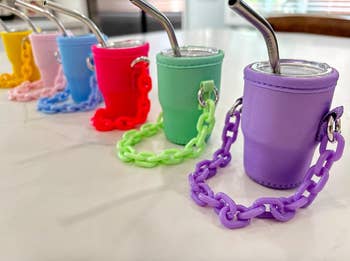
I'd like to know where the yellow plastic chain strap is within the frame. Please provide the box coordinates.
[0,38,34,88]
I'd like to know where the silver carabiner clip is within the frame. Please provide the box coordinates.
[130,56,150,68]
[54,51,62,64]
[327,114,341,143]
[86,56,95,71]
[229,97,243,115]
[197,85,219,108]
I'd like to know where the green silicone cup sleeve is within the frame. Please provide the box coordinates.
[156,50,224,145]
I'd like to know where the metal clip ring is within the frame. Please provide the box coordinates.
[86,56,95,71]
[197,87,219,108]
[20,36,30,49]
[229,97,243,115]
[54,51,62,64]
[327,114,341,143]
[131,56,150,68]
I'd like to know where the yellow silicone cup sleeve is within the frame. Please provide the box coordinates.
[0,30,40,81]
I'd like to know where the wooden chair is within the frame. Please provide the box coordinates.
[267,15,350,37]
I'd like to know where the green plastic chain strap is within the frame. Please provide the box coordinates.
[116,80,217,168]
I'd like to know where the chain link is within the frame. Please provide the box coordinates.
[37,73,103,114]
[8,66,66,102]
[117,82,217,168]
[91,61,152,131]
[0,38,35,88]
[189,98,345,229]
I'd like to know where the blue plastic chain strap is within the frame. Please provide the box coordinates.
[37,74,103,114]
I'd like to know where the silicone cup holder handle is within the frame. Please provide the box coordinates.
[29,32,61,87]
[156,50,224,145]
[241,62,339,189]
[56,34,98,103]
[92,42,150,118]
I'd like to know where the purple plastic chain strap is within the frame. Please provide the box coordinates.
[189,98,345,229]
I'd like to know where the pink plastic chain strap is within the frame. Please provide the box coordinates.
[8,66,66,102]
[189,98,345,229]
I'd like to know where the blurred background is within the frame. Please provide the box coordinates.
[0,0,350,36]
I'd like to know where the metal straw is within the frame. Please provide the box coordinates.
[0,18,10,32]
[0,3,38,33]
[42,0,107,47]
[15,0,68,36]
[228,0,280,74]
[130,0,181,57]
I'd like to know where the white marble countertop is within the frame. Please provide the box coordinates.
[0,29,349,261]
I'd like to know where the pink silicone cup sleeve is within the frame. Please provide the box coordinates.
[29,32,61,87]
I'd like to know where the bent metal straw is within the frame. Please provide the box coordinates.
[0,3,40,89]
[36,0,103,113]
[7,0,68,102]
[0,18,10,32]
[116,0,224,167]
[188,0,345,229]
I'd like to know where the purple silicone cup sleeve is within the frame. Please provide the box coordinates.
[241,60,339,189]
